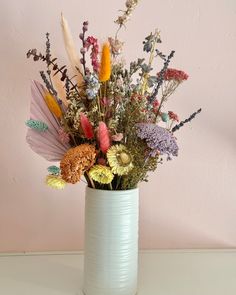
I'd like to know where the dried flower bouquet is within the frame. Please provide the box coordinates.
[26,0,201,190]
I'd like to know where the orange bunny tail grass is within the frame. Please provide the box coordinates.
[99,43,111,82]
[44,91,62,118]
[80,113,94,139]
[98,121,110,153]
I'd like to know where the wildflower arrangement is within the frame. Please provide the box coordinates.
[26,0,201,190]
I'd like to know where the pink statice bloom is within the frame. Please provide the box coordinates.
[158,68,189,82]
[168,111,179,122]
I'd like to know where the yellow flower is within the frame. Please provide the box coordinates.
[44,91,62,118]
[89,165,114,184]
[107,145,133,175]
[99,43,111,82]
[46,175,66,189]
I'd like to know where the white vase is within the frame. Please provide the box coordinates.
[83,186,139,295]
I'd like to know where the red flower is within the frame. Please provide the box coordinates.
[168,111,179,122]
[153,100,160,108]
[80,113,94,139]
[131,94,143,101]
[158,68,189,82]
[97,157,107,165]
[152,100,160,113]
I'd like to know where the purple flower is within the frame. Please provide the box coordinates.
[136,123,178,160]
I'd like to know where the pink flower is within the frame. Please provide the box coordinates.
[58,128,70,144]
[158,68,189,82]
[80,113,94,139]
[98,122,110,153]
[85,36,100,72]
[168,111,179,122]
[101,97,111,106]
[108,37,124,55]
[153,100,160,108]
[131,94,143,101]
[153,100,160,113]
[97,158,107,165]
[112,133,123,142]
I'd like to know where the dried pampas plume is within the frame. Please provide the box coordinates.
[61,13,83,85]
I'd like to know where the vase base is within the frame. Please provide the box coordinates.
[82,291,138,295]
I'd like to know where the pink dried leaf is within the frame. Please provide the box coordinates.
[26,80,70,161]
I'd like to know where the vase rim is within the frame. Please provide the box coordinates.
[86,186,139,194]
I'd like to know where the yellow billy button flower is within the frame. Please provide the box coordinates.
[107,145,134,175]
[89,165,114,184]
[44,91,62,118]
[46,175,66,189]
[99,43,111,82]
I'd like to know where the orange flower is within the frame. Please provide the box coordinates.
[60,144,96,184]
[99,43,111,82]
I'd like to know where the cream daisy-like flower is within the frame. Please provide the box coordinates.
[89,165,114,184]
[46,175,66,189]
[107,145,133,175]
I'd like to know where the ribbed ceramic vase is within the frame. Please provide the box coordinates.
[83,187,139,295]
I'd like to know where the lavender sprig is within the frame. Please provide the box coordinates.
[45,33,55,96]
[45,32,51,67]
[149,50,175,103]
[172,108,202,132]
[40,71,57,97]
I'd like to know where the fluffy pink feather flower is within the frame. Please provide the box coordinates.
[80,113,94,139]
[98,122,110,153]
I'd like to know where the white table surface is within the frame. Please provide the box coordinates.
[0,250,235,295]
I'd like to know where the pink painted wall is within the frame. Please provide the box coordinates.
[0,0,236,252]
